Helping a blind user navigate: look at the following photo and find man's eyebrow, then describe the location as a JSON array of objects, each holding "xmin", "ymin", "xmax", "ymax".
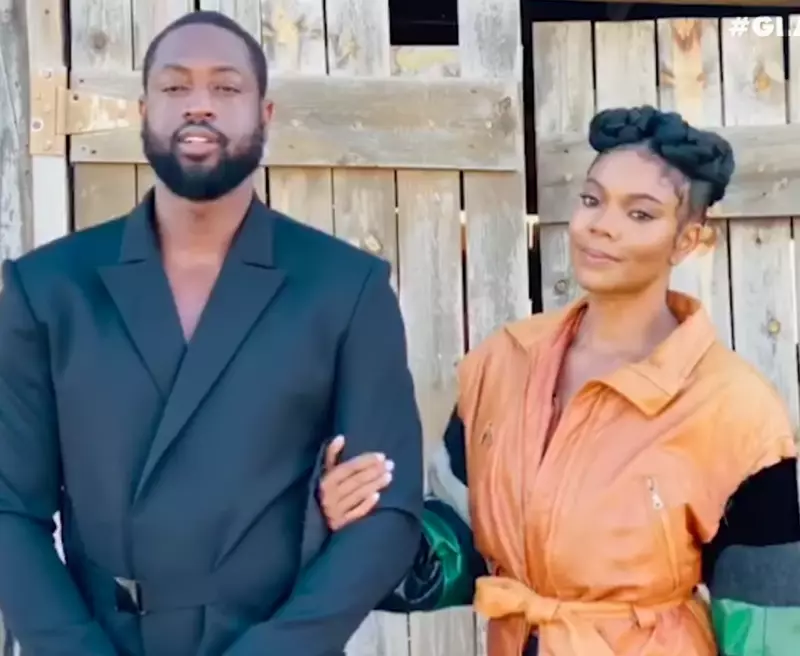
[{"xmin": 155, "ymin": 63, "xmax": 244, "ymax": 75}]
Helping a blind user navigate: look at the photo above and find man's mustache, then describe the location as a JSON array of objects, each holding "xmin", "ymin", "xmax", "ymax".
[{"xmin": 170, "ymin": 121, "xmax": 229, "ymax": 147}]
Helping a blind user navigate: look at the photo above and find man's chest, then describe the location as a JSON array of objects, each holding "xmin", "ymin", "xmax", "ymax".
[
  {"xmin": 50, "ymin": 276, "xmax": 344, "ymax": 481},
  {"xmin": 163, "ymin": 260, "xmax": 221, "ymax": 342}
]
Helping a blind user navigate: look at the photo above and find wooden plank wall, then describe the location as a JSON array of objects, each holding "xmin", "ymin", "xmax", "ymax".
[{"xmin": 534, "ymin": 15, "xmax": 800, "ymax": 429}]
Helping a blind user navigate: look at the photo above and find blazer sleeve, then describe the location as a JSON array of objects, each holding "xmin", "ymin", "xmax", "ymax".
[
  {"xmin": 224, "ymin": 259, "xmax": 424, "ymax": 656},
  {"xmin": 0, "ymin": 260, "xmax": 117, "ymax": 655},
  {"xmin": 701, "ymin": 440, "xmax": 800, "ymax": 656},
  {"xmin": 378, "ymin": 406, "xmax": 488, "ymax": 613}
]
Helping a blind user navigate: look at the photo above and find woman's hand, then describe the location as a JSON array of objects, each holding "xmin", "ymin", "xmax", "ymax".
[{"xmin": 318, "ymin": 435, "xmax": 394, "ymax": 530}]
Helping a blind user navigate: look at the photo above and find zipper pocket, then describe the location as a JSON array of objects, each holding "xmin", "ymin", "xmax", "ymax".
[{"xmin": 647, "ymin": 476, "xmax": 680, "ymax": 590}]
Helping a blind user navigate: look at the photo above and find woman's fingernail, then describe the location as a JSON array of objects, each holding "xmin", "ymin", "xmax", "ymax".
[
  {"xmin": 384, "ymin": 473, "xmax": 393, "ymax": 484},
  {"xmin": 385, "ymin": 459, "xmax": 395, "ymax": 472},
  {"xmin": 373, "ymin": 492, "xmax": 381, "ymax": 501},
  {"xmin": 376, "ymin": 453, "xmax": 386, "ymax": 462}
]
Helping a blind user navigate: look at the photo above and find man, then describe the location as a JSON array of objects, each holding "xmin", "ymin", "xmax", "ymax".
[{"xmin": 0, "ymin": 10, "xmax": 423, "ymax": 656}]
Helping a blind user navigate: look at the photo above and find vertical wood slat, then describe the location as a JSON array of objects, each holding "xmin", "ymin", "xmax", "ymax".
[
  {"xmin": 657, "ymin": 19, "xmax": 733, "ymax": 348},
  {"xmin": 401, "ymin": 172, "xmax": 472, "ymax": 656},
  {"xmin": 721, "ymin": 16, "xmax": 800, "ymax": 427},
  {"xmin": 533, "ymin": 21, "xmax": 594, "ymax": 311},
  {"xmin": 326, "ymin": 0, "xmax": 399, "ymax": 289},
  {"xmin": 595, "ymin": 21, "xmax": 657, "ymax": 109},
  {"xmin": 70, "ymin": 0, "xmax": 137, "ymax": 229},
  {"xmin": 393, "ymin": 47, "xmax": 475, "ymax": 656},
  {"xmin": 26, "ymin": 0, "xmax": 70, "ymax": 248},
  {"xmin": 459, "ymin": 0, "xmax": 528, "ymax": 351},
  {"xmin": 459, "ymin": 2, "xmax": 527, "ymax": 653},
  {"xmin": 262, "ymin": 0, "xmax": 329, "ymax": 229},
  {"xmin": 201, "ymin": 0, "xmax": 260, "ymax": 40},
  {"xmin": 324, "ymin": 2, "xmax": 407, "ymax": 654},
  {"xmin": 0, "ymin": 0, "xmax": 32, "ymax": 259}
]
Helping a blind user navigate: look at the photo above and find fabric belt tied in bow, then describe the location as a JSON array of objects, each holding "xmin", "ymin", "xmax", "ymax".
[{"xmin": 474, "ymin": 576, "xmax": 687, "ymax": 656}]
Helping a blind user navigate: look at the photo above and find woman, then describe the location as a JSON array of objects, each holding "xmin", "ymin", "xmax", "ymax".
[{"xmin": 317, "ymin": 106, "xmax": 800, "ymax": 655}]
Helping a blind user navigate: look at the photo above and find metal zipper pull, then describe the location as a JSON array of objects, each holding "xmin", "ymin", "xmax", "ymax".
[{"xmin": 647, "ymin": 477, "xmax": 664, "ymax": 510}]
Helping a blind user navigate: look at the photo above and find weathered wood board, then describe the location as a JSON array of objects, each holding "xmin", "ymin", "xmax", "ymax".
[
  {"xmin": 261, "ymin": 0, "xmax": 329, "ymax": 231},
  {"xmin": 533, "ymin": 21, "xmax": 594, "ymax": 311},
  {"xmin": 26, "ymin": 0, "xmax": 70, "ymax": 246},
  {"xmin": 721, "ymin": 16, "xmax": 800, "ymax": 427},
  {"xmin": 68, "ymin": 72, "xmax": 521, "ymax": 171},
  {"xmin": 657, "ymin": 18, "xmax": 732, "ymax": 348},
  {"xmin": 461, "ymin": 0, "xmax": 529, "ymax": 352},
  {"xmin": 0, "ymin": 0, "xmax": 32, "ymax": 258}
]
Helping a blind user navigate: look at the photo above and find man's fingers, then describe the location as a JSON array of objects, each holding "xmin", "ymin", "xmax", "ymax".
[{"xmin": 324, "ymin": 435, "xmax": 346, "ymax": 471}]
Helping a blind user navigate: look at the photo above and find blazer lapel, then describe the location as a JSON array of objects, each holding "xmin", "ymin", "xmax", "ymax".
[
  {"xmin": 98, "ymin": 193, "xmax": 186, "ymax": 397},
  {"xmin": 133, "ymin": 198, "xmax": 287, "ymax": 502}
]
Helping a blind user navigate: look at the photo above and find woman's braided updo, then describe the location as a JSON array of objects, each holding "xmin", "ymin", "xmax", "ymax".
[{"xmin": 587, "ymin": 105, "xmax": 735, "ymax": 216}]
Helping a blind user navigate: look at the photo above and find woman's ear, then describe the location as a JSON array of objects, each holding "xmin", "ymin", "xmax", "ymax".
[{"xmin": 670, "ymin": 220, "xmax": 703, "ymax": 266}]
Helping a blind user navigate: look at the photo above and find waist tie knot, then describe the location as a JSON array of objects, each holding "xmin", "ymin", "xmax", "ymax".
[{"xmin": 474, "ymin": 576, "xmax": 687, "ymax": 656}]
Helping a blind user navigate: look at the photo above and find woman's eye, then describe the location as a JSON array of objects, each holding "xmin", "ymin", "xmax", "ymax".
[
  {"xmin": 579, "ymin": 193, "xmax": 599, "ymax": 207},
  {"xmin": 630, "ymin": 210, "xmax": 655, "ymax": 221}
]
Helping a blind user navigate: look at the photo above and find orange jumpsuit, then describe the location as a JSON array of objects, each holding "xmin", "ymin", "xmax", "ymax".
[{"xmin": 456, "ymin": 292, "xmax": 796, "ymax": 655}]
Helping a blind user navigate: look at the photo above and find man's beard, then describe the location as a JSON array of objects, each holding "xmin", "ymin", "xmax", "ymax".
[{"xmin": 141, "ymin": 119, "xmax": 265, "ymax": 202}]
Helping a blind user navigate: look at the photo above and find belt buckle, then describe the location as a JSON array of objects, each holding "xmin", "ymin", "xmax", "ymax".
[{"xmin": 114, "ymin": 576, "xmax": 146, "ymax": 615}]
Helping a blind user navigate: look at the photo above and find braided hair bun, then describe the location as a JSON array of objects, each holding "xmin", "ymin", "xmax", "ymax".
[{"xmin": 588, "ymin": 105, "xmax": 735, "ymax": 207}]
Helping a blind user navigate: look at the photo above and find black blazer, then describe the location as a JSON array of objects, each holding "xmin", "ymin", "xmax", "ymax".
[{"xmin": 0, "ymin": 191, "xmax": 424, "ymax": 656}]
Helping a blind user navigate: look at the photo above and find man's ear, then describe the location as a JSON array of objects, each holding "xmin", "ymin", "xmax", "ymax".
[{"xmin": 261, "ymin": 99, "xmax": 274, "ymax": 126}]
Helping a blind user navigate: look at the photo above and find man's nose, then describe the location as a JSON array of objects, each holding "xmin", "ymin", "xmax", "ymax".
[{"xmin": 182, "ymin": 92, "xmax": 216, "ymax": 122}]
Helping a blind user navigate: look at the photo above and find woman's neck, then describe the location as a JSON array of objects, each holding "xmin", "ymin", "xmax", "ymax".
[{"xmin": 576, "ymin": 284, "xmax": 678, "ymax": 360}]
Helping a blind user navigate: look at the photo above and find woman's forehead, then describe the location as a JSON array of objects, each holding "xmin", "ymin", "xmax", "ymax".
[{"xmin": 588, "ymin": 149, "xmax": 683, "ymax": 204}]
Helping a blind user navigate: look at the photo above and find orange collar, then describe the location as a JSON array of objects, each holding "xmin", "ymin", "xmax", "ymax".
[{"xmin": 506, "ymin": 291, "xmax": 717, "ymax": 417}]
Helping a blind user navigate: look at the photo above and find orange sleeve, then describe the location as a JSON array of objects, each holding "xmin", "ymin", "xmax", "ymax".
[{"xmin": 693, "ymin": 380, "xmax": 796, "ymax": 544}]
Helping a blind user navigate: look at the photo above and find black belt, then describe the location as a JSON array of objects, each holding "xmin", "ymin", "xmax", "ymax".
[{"xmin": 70, "ymin": 554, "xmax": 223, "ymax": 616}]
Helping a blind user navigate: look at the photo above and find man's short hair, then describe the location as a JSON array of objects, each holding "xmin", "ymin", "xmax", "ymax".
[{"xmin": 142, "ymin": 10, "xmax": 268, "ymax": 98}]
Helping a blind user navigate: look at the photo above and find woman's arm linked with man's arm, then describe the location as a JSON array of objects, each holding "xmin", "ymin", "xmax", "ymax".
[{"xmin": 319, "ymin": 407, "xmax": 486, "ymax": 612}]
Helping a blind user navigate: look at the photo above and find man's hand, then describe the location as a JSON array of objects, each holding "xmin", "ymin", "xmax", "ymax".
[{"xmin": 319, "ymin": 435, "xmax": 393, "ymax": 530}]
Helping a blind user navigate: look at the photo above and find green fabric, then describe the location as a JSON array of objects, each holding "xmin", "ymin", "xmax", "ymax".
[
  {"xmin": 712, "ymin": 598, "xmax": 800, "ymax": 655},
  {"xmin": 421, "ymin": 507, "xmax": 473, "ymax": 609}
]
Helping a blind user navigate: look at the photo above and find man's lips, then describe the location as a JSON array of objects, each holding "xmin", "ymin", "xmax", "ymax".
[{"xmin": 176, "ymin": 129, "xmax": 221, "ymax": 157}]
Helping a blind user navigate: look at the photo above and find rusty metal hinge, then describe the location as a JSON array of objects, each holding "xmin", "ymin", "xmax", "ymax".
[{"xmin": 30, "ymin": 68, "xmax": 139, "ymax": 156}]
